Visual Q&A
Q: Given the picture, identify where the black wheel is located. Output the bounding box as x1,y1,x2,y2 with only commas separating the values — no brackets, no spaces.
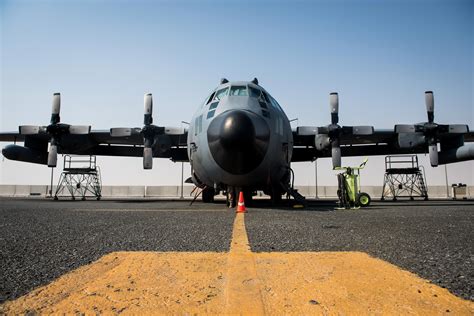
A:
202,187,215,203
270,185,283,205
270,192,282,205
243,190,253,206
97,196,101,201
81,197,86,201
357,192,371,207
54,196,58,201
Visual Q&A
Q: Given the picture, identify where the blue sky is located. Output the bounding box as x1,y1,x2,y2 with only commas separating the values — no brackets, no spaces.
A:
1,0,473,186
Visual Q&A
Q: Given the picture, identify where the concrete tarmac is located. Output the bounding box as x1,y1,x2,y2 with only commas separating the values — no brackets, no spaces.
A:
0,197,472,313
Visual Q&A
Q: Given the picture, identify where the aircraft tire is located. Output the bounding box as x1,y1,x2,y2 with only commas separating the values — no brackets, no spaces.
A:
243,190,253,206
202,187,215,203
271,192,282,205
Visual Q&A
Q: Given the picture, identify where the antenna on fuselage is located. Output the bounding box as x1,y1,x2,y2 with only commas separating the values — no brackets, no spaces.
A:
220,78,229,84
252,77,259,85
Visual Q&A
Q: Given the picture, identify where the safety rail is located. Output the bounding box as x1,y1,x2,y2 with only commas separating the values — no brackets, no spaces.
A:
63,155,97,172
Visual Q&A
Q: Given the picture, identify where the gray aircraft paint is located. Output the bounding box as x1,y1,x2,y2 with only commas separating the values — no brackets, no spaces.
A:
187,81,292,189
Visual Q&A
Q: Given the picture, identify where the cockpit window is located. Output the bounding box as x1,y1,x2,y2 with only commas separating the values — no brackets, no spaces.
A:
269,95,284,112
206,91,216,104
249,86,261,98
207,101,219,119
262,91,271,103
209,102,219,110
214,87,229,101
230,86,248,96
249,86,269,112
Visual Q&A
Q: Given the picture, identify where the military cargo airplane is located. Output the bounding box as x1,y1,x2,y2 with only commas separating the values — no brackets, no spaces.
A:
1,78,474,206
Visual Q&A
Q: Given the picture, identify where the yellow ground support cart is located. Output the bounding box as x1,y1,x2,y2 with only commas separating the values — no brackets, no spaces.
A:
334,158,371,209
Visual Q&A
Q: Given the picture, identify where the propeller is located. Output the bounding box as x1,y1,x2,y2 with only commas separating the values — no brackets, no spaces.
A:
316,92,374,168
19,93,91,167
110,93,186,170
394,91,469,167
142,93,155,169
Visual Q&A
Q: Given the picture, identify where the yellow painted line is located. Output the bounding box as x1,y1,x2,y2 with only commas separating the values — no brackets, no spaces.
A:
1,213,473,315
225,213,265,314
1,252,229,314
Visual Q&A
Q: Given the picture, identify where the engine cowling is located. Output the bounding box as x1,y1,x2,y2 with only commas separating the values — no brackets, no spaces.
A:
438,144,474,165
2,145,48,165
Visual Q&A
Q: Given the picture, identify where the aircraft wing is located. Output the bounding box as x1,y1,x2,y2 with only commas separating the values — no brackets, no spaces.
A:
291,91,474,167
1,128,189,165
1,93,189,168
292,127,474,166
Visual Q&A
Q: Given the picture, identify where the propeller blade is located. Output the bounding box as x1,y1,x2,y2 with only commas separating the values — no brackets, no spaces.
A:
395,124,416,133
428,144,438,167
164,127,185,135
110,127,134,137
297,126,319,136
331,141,341,168
329,92,339,124
350,126,374,135
448,124,469,134
144,93,153,126
425,91,434,123
47,144,58,167
69,125,91,135
143,147,153,169
317,126,329,134
51,93,61,124
19,125,42,135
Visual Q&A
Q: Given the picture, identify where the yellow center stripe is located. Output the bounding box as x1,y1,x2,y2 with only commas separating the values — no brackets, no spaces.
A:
225,213,265,314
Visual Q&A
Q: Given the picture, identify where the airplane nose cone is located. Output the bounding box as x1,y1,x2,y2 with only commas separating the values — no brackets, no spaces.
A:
207,110,270,174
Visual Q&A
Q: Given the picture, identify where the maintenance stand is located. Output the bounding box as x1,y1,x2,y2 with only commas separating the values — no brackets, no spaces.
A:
381,155,428,201
54,155,102,200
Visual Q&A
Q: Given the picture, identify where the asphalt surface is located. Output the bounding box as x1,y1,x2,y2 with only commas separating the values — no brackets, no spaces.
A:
0,198,473,303
247,200,474,301
0,198,235,303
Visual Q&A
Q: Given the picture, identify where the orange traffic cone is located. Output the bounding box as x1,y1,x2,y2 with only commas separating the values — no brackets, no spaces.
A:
236,191,247,213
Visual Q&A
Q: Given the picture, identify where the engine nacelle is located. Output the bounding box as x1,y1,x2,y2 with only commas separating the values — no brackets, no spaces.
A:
398,133,425,149
315,134,330,151
2,145,48,165
439,144,474,165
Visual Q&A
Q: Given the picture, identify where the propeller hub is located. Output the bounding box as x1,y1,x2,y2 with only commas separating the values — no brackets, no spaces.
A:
46,123,69,136
141,125,163,139
327,124,341,136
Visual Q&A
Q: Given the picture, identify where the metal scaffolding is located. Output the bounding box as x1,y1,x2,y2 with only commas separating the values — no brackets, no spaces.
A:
381,155,428,201
54,155,102,200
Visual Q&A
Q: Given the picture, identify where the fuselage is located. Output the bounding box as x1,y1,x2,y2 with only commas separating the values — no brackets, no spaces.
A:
187,80,293,192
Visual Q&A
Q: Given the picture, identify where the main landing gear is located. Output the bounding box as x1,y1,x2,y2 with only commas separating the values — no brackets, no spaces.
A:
202,187,215,203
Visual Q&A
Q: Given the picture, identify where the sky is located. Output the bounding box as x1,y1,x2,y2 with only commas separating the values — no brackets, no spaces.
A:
0,0,473,188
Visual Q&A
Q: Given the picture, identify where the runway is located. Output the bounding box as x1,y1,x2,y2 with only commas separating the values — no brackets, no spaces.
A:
0,198,473,314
